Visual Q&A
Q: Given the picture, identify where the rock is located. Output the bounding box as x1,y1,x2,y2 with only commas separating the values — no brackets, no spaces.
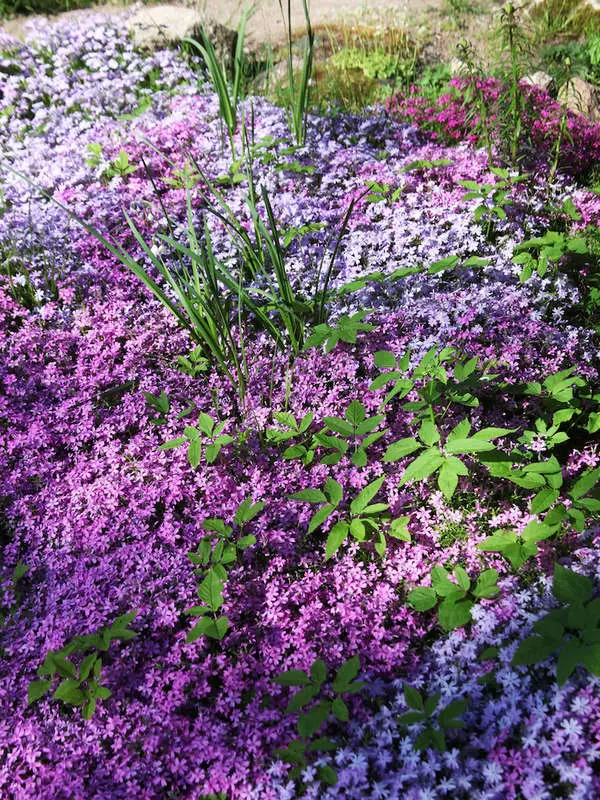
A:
127,5,237,69
521,71,554,94
558,76,600,122
449,58,468,76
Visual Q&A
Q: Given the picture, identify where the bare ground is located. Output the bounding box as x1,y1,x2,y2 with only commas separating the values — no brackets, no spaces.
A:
1,0,506,69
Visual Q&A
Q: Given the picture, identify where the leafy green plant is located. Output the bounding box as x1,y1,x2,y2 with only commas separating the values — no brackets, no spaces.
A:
274,655,364,785
277,0,314,145
159,411,234,468
512,563,600,685
478,519,558,570
319,400,385,467
496,3,528,168
370,346,495,414
185,497,264,642
398,684,467,751
185,6,252,155
289,475,410,559
86,144,137,180
459,169,528,241
455,39,495,166
512,230,589,282
384,418,513,500
28,612,138,719
143,390,170,426
303,311,375,353
408,565,499,630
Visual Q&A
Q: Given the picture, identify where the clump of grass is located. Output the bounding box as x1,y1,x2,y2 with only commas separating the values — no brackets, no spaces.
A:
270,16,418,115
528,0,600,41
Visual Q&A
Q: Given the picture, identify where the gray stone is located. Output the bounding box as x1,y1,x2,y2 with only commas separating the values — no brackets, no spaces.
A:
127,5,237,70
558,76,600,122
521,71,554,93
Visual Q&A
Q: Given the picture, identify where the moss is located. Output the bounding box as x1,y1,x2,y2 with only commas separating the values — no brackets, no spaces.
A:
438,522,469,548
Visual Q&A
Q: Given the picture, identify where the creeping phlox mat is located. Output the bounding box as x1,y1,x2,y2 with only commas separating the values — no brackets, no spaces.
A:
1,11,600,800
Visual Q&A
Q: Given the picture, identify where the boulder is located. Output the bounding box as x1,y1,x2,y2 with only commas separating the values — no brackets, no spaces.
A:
558,76,600,122
521,71,554,94
127,5,238,69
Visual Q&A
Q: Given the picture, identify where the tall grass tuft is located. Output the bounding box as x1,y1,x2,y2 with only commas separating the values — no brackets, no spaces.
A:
278,0,314,145
185,5,253,156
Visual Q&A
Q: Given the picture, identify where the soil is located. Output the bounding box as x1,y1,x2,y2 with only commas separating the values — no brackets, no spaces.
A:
1,0,508,71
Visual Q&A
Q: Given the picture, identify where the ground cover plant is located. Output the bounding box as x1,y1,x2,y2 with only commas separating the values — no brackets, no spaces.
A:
1,7,600,800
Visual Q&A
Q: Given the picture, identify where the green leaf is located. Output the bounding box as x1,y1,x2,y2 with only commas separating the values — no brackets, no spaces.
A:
79,653,98,682
323,416,354,437
234,497,265,525
383,438,421,462
53,679,85,706
333,655,360,691
512,635,559,666
286,683,321,712
428,255,459,274
533,616,564,641
397,710,425,724
438,598,473,630
454,566,470,592
389,516,411,541
419,419,440,447
531,487,560,515
308,737,338,752
414,728,434,751
274,670,310,687
324,478,343,506
350,476,385,516
445,438,496,454
28,679,51,704
424,693,440,716
404,684,424,711
186,615,229,642
400,448,444,485
308,504,336,534
289,489,327,503
298,700,331,737
570,467,600,501
345,400,366,427
317,765,338,786
447,419,471,442
408,586,438,611
349,518,366,540
557,639,584,686
553,563,594,605
52,655,77,680
438,460,459,499
438,699,467,728
325,522,349,560
310,659,327,684
473,569,499,599
82,697,97,719
374,350,397,369
430,565,460,597
196,412,214,435
188,437,201,469
197,568,224,612
581,645,600,676
332,696,349,721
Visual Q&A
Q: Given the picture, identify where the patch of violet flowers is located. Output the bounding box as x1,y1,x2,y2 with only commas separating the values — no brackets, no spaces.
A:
0,11,599,800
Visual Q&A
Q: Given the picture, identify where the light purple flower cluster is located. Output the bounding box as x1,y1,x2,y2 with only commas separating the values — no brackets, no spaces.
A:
1,11,599,800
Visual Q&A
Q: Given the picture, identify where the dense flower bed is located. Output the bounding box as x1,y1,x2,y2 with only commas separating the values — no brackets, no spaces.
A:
1,12,600,800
